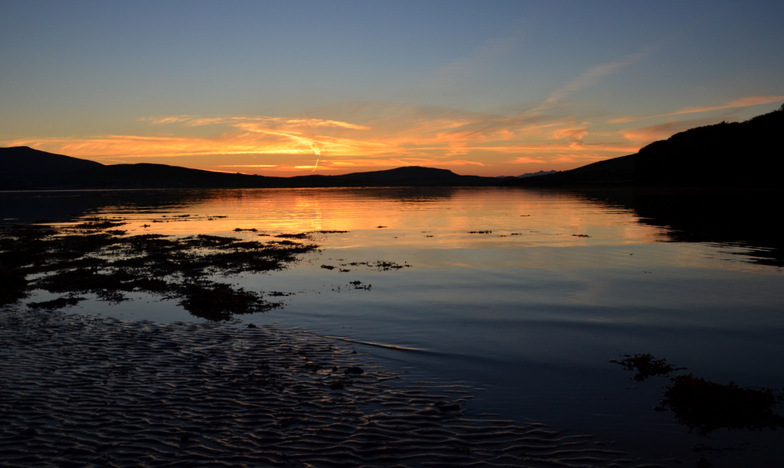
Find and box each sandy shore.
[0,308,650,467]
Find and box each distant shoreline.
[3,105,783,190]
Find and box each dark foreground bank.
[0,308,656,467]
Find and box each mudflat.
[0,309,640,467]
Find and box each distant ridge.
[3,105,782,190]
[510,105,784,187]
[0,146,103,174]
[316,166,490,186]
[0,147,104,189]
[516,170,558,179]
[0,147,495,189]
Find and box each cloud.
[620,118,715,146]
[406,34,521,99]
[141,115,196,125]
[611,95,784,123]
[531,49,651,114]
[8,102,643,175]
[511,156,548,164]
[142,115,371,130]
[216,164,277,168]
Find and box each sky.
[1,0,782,177]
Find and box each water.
[3,186,784,466]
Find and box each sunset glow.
[2,3,782,463]
[2,1,782,177]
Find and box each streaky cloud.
[9,102,644,175]
[142,114,371,130]
[530,48,653,114]
[611,95,784,123]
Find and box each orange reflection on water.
[99,187,669,258]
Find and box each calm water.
[4,186,784,466]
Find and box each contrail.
[310,142,321,172]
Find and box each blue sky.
[1,0,782,176]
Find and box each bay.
[3,186,783,466]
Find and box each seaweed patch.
[665,375,784,434]
[320,259,411,272]
[0,219,318,320]
[613,353,784,434]
[611,353,682,381]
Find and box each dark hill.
[291,166,492,187]
[0,147,495,189]
[91,163,278,189]
[510,154,636,186]
[0,147,105,189]
[0,146,103,174]
[514,105,784,187]
[343,166,461,183]
[6,105,781,190]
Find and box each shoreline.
[0,308,648,467]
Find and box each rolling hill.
[511,105,783,187]
[0,147,495,189]
[3,105,782,190]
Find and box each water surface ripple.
[0,309,653,467]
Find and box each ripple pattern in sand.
[0,309,649,467]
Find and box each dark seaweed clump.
[178,281,280,321]
[0,269,29,306]
[665,375,784,434]
[319,259,410,272]
[613,353,784,435]
[0,219,319,320]
[611,353,682,381]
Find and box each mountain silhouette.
[512,105,784,187]
[0,147,104,189]
[0,146,103,173]
[3,105,782,190]
[0,147,494,189]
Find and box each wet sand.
[0,308,651,467]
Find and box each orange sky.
[2,2,782,177]
[8,97,783,177]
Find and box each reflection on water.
[3,186,784,466]
[570,187,784,267]
[3,187,781,266]
[0,189,214,223]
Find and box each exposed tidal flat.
[0,309,641,467]
[2,186,784,467]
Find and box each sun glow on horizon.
[5,96,782,177]
[1,1,782,178]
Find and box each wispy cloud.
[141,115,371,130]
[7,103,642,175]
[620,118,712,147]
[531,49,652,115]
[216,164,277,168]
[611,95,784,123]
